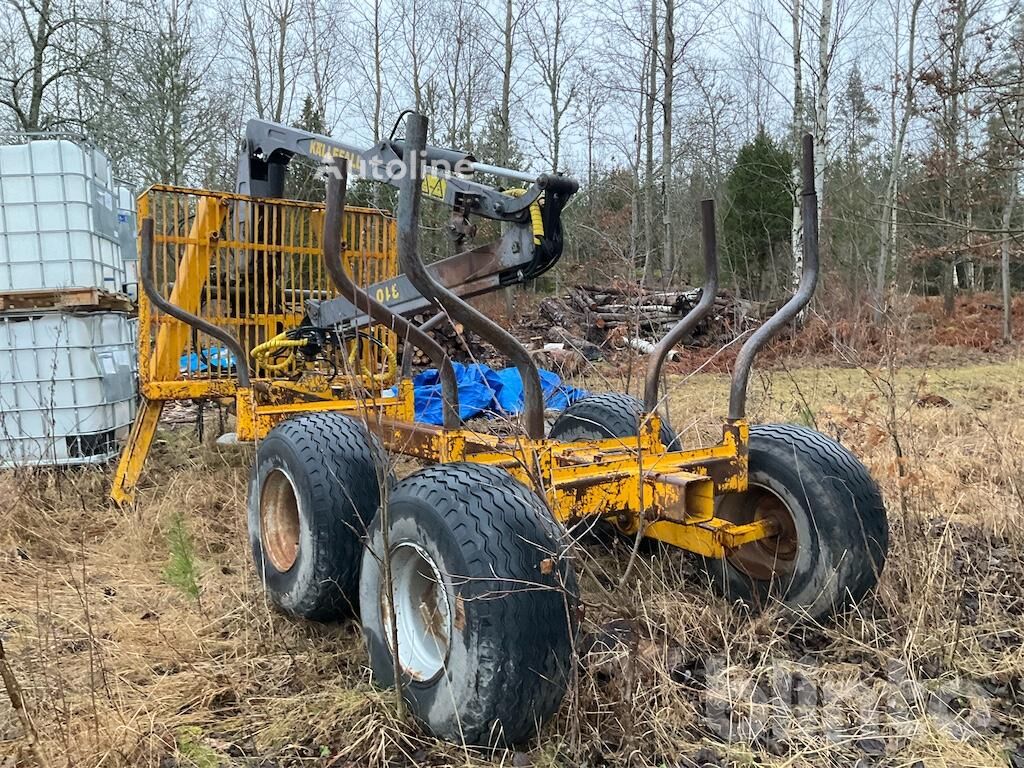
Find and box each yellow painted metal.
[109,398,164,505]
[136,185,398,393]
[231,390,412,443]
[142,380,238,400]
[366,416,761,558]
[234,388,266,442]
[644,516,776,558]
[150,195,229,381]
[111,186,402,504]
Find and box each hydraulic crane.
[111,116,577,503]
[235,117,578,331]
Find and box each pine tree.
[837,65,878,162]
[722,131,793,299]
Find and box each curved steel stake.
[643,198,720,413]
[728,134,819,420]
[321,158,460,429]
[394,113,547,439]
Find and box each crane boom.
[235,118,577,332]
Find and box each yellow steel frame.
[111,187,774,560]
[111,187,403,504]
[364,412,762,558]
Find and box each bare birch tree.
[789,0,805,288]
[525,0,582,173]
[231,0,304,122]
[813,0,834,261]
[872,0,923,320]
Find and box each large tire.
[359,463,578,747]
[548,392,679,450]
[701,424,888,622]
[248,412,389,621]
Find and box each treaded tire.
[248,412,389,621]
[359,463,578,747]
[701,424,888,622]
[548,392,679,449]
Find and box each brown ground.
[1,320,1023,767]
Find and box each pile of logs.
[396,283,758,371]
[531,283,756,351]
[399,313,496,367]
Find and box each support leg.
[110,398,164,505]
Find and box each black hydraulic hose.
[395,112,547,439]
[728,134,819,420]
[138,217,251,387]
[321,157,460,429]
[643,198,720,413]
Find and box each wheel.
[359,463,578,746]
[248,411,389,621]
[701,424,888,622]
[548,392,679,450]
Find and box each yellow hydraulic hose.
[252,330,397,386]
[250,332,305,373]
[504,188,544,246]
[347,336,398,387]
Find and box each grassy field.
[1,355,1022,767]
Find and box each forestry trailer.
[112,111,888,748]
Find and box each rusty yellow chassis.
[368,410,767,559]
[110,183,777,559]
[114,379,773,559]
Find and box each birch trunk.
[500,0,513,165]
[790,0,804,291]
[643,0,658,283]
[1002,168,1018,342]
[373,0,383,142]
[814,0,833,264]
[873,0,923,321]
[662,0,675,279]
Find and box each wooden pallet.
[0,286,135,313]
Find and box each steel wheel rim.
[719,483,799,582]
[382,542,452,682]
[260,468,301,572]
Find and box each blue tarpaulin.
[397,362,588,425]
[180,347,236,374]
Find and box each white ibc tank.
[0,139,124,293]
[0,310,137,467]
[115,182,138,298]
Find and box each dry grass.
[1,353,1022,767]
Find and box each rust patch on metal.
[453,594,466,631]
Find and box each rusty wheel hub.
[719,484,799,582]
[260,469,301,572]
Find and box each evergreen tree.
[472,107,526,186]
[837,65,878,162]
[722,131,793,298]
